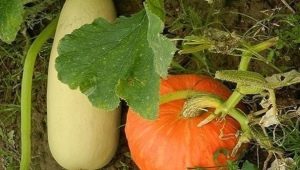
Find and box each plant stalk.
[217,37,278,115]
[238,37,278,71]
[160,90,251,134]
[228,108,249,133]
[20,17,58,170]
[160,90,203,105]
[160,90,278,153]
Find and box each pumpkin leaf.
[145,2,177,78]
[146,0,165,21]
[0,0,24,43]
[266,70,300,89]
[56,6,175,119]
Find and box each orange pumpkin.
[125,74,241,170]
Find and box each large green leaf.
[146,0,165,21]
[145,3,177,78]
[56,8,177,119]
[0,0,23,43]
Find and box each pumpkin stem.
[213,37,279,157]
[160,90,278,155]
[238,37,278,71]
[160,90,224,118]
[214,37,279,117]
[181,95,222,119]
[159,90,204,105]
[160,90,279,155]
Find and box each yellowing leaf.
[259,108,280,127]
[266,70,300,89]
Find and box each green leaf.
[145,2,177,78]
[56,10,163,119]
[145,0,165,21]
[56,0,176,119]
[0,0,24,43]
[241,161,258,170]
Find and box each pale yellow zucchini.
[47,0,120,169]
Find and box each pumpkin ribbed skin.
[125,74,240,170]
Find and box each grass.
[0,40,23,169]
[0,0,61,169]
[277,109,300,169]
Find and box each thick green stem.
[160,90,203,105]
[228,108,249,133]
[217,92,243,117]
[159,89,280,154]
[160,90,251,134]
[238,37,278,71]
[218,37,278,114]
[20,17,58,170]
[238,53,251,71]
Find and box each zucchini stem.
[20,17,58,170]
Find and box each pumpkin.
[125,74,241,170]
[47,0,120,169]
